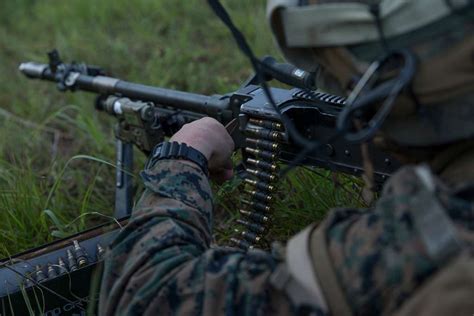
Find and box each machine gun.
[0,50,400,315]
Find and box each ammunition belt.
[230,117,285,250]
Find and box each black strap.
[206,0,328,152]
[146,141,209,176]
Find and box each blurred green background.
[0,0,359,257]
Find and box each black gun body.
[239,86,399,183]
[19,61,401,180]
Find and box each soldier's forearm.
[99,159,214,315]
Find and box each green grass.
[0,0,361,257]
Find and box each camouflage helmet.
[268,0,474,146]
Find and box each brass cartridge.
[245,147,277,160]
[246,158,278,172]
[236,219,266,234]
[246,168,277,182]
[239,209,269,223]
[248,118,283,131]
[245,189,273,203]
[246,138,280,151]
[244,178,275,192]
[241,199,271,213]
[234,229,261,243]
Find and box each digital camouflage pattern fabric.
[99,160,294,315]
[324,166,474,315]
[99,160,474,315]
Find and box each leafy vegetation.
[0,0,361,257]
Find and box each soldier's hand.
[170,117,235,182]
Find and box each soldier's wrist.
[145,141,209,176]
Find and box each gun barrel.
[19,62,232,121]
[19,62,50,79]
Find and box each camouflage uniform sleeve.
[325,165,472,315]
[99,159,293,316]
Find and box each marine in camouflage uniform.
[99,159,294,315]
[100,0,474,314]
[324,162,474,315]
[99,158,474,315]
